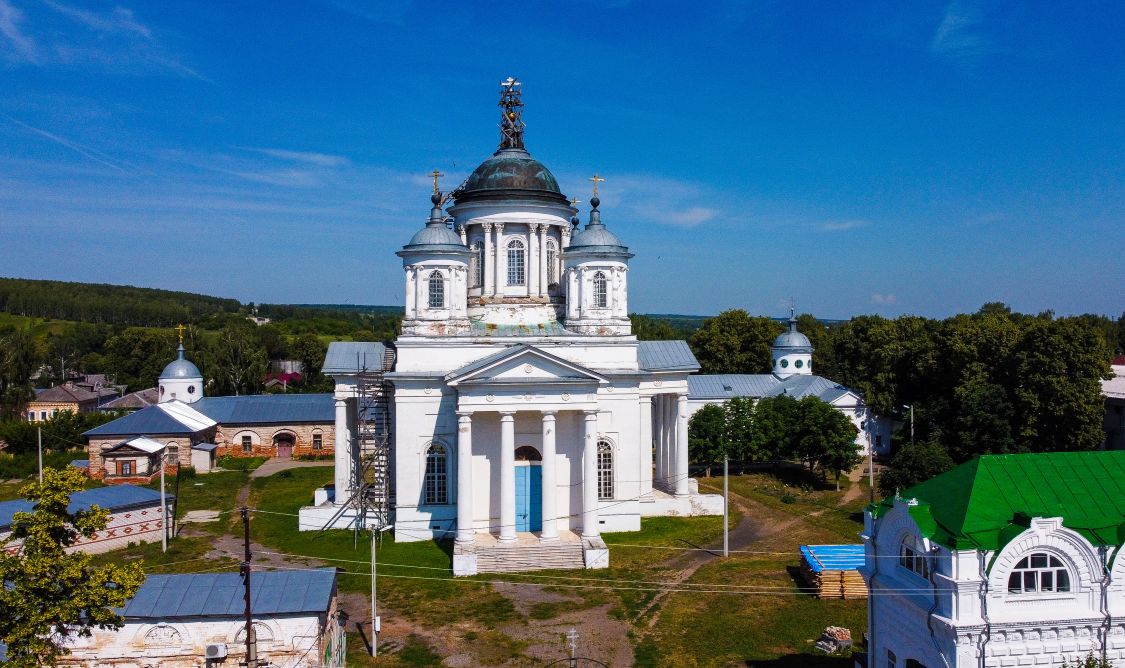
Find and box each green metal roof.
[872,451,1125,551]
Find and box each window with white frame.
[1007,552,1071,593]
[597,440,614,500]
[424,443,448,505]
[241,435,253,454]
[507,239,525,285]
[427,270,445,308]
[899,537,929,578]
[886,650,896,668]
[593,271,608,308]
[546,240,558,285]
[470,242,483,287]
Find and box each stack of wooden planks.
[799,544,869,599]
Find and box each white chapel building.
[300,79,721,575]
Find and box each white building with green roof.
[861,450,1125,668]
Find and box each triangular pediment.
[445,344,607,386]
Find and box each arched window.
[593,271,608,308]
[507,239,525,285]
[469,242,483,288]
[424,443,448,505]
[597,440,613,500]
[427,270,445,308]
[1008,553,1070,593]
[546,240,558,285]
[899,536,929,578]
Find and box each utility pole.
[37,427,43,484]
[910,405,915,445]
[867,419,876,503]
[370,528,379,657]
[723,455,729,558]
[240,507,257,668]
[159,450,167,552]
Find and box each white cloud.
[574,173,722,228]
[41,1,151,38]
[930,1,991,61]
[871,293,898,305]
[820,219,871,232]
[247,147,351,167]
[0,0,37,62]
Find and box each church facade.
[302,79,721,575]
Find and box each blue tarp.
[800,544,865,573]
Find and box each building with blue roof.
[0,483,173,555]
[54,568,343,667]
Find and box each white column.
[482,223,494,296]
[675,394,689,497]
[566,268,578,319]
[499,411,516,542]
[456,412,473,544]
[494,223,505,296]
[561,225,571,249]
[333,398,350,502]
[538,225,549,296]
[457,224,467,245]
[528,224,539,297]
[581,410,600,539]
[540,411,558,541]
[414,267,425,315]
[639,397,653,501]
[404,266,416,320]
[665,396,676,491]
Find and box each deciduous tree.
[688,404,727,477]
[877,440,955,497]
[688,310,784,374]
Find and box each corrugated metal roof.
[0,484,167,530]
[121,568,336,618]
[157,402,218,431]
[192,443,218,452]
[873,451,1125,551]
[800,544,865,573]
[323,342,387,374]
[84,404,201,437]
[688,373,858,402]
[193,394,333,424]
[109,436,167,454]
[637,340,700,372]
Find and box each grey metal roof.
[400,221,468,252]
[323,341,388,375]
[0,484,168,531]
[191,442,219,452]
[84,404,201,437]
[773,330,813,351]
[455,148,569,205]
[120,568,336,619]
[567,223,629,253]
[160,345,202,380]
[688,373,859,403]
[638,340,700,372]
[193,394,334,425]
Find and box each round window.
[187,385,195,394]
[780,359,789,368]
[795,360,804,368]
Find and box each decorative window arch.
[469,242,483,288]
[546,239,558,285]
[427,270,445,308]
[597,439,614,500]
[424,443,449,505]
[1007,552,1071,593]
[507,238,525,285]
[593,271,608,308]
[899,535,929,578]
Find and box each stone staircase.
[475,540,585,573]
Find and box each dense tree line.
[689,395,862,488]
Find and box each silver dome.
[160,345,202,380]
[773,315,813,351]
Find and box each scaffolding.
[320,344,395,540]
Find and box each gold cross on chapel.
[175,324,186,344]
[430,169,444,194]
[588,173,605,197]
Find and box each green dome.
[456,148,568,205]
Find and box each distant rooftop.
[0,484,168,531]
[688,374,854,404]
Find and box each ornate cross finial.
[175,324,186,344]
[430,169,444,194]
[498,76,525,150]
[570,196,579,207]
[588,173,605,197]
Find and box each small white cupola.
[561,185,633,336]
[159,327,204,403]
[772,309,813,378]
[396,186,471,336]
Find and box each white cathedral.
[299,79,722,575]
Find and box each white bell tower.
[772,310,814,378]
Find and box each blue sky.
[1,1,1122,319]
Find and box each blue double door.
[514,465,543,532]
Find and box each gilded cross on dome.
[588,173,605,197]
[175,324,186,344]
[430,169,444,194]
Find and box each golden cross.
[588,173,605,197]
[570,197,579,207]
[430,169,444,194]
[175,324,186,344]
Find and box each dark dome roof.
[456,149,568,205]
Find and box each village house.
[26,379,120,422]
[860,450,1125,668]
[56,568,344,668]
[0,484,173,555]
